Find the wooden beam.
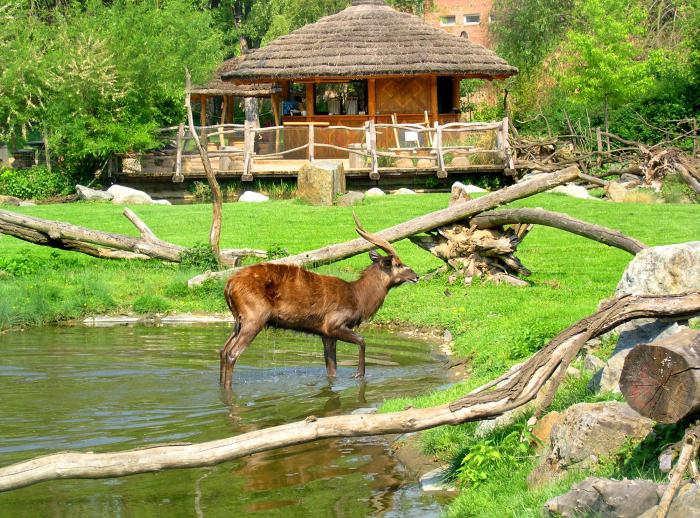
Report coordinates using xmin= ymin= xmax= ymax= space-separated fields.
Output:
xmin=430 ymin=76 xmax=438 ymax=123
xmin=368 ymin=78 xmax=376 ymax=120
xmin=305 ymin=82 xmax=315 ymax=117
xmin=452 ymin=77 xmax=461 ymax=112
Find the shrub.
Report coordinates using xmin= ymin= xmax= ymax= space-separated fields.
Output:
xmin=180 ymin=242 xmax=220 ymax=271
xmin=0 ymin=166 xmax=72 ymax=200
xmin=189 ymin=181 xmax=212 ymax=201
xmin=132 ymin=294 xmax=171 ymax=314
xmin=661 ymin=173 xmax=698 ymax=204
xmin=0 ymin=255 xmax=42 ymax=276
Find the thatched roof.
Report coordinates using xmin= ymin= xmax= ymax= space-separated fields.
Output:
xmin=223 ymin=0 xmax=517 ymax=81
xmin=191 ymin=57 xmax=281 ymax=97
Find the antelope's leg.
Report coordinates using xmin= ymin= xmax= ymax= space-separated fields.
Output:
xmin=219 ymin=325 xmax=240 ymax=385
xmin=330 ymin=326 xmax=366 ymax=378
xmin=322 ymin=336 xmax=338 ymax=377
xmin=223 ymin=319 xmax=264 ymax=388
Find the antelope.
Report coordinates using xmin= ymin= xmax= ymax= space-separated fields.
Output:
xmin=219 ymin=214 xmax=419 ymax=388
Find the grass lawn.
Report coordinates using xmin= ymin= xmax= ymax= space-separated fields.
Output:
xmin=1 ymin=192 xmax=698 ymax=516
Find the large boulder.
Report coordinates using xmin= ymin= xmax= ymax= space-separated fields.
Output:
xmin=393 ymin=187 xmax=416 ymax=195
xmin=107 ymin=185 xmax=154 ymax=205
xmin=238 ymin=191 xmax=269 ymax=203
xmin=297 ymin=160 xmax=346 ymax=206
xmin=550 ymin=183 xmax=597 ymax=200
xmin=336 ymin=191 xmax=365 ymax=206
xmin=530 ymin=402 xmax=653 ymax=485
xmin=590 ymin=242 xmax=700 ymax=392
xmin=76 ymin=184 xmax=114 ymax=202
xmin=452 ymin=181 xmax=486 ymax=194
xmin=365 ymin=187 xmax=385 ymax=197
xmin=639 ymin=485 xmax=700 ymax=518
xmin=544 ymin=477 xmax=665 ymax=517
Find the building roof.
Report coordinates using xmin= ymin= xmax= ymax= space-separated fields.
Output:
xmin=191 ymin=57 xmax=281 ymax=97
xmin=223 ymin=0 xmax=517 ymax=82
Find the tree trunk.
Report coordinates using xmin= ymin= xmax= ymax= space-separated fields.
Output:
xmin=185 ymin=70 xmax=224 ymax=261
xmin=0 ymin=208 xmax=265 ymax=265
xmin=188 ymin=165 xmax=582 ymax=287
xmin=0 ymin=293 xmax=697 ymax=492
xmin=620 ymin=329 xmax=700 ymax=423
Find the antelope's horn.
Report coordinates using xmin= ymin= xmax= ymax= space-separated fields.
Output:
xmin=353 ymin=212 xmax=399 ymax=258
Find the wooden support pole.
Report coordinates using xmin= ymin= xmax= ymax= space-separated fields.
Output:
xmin=502 ymin=117 xmax=515 ymax=171
xmin=452 ymin=77 xmax=461 ymax=112
xmin=199 ymin=95 xmax=207 ymax=140
xmin=305 ymin=83 xmax=314 ymax=117
xmin=368 ymin=79 xmax=376 ymax=120
xmin=271 ymin=93 xmax=281 ymax=153
xmin=308 ymin=123 xmax=315 ymax=162
xmin=173 ymin=123 xmax=185 ymax=183
xmin=242 ymin=120 xmax=254 ymax=181
xmin=435 ymin=121 xmax=447 ymax=178
xmin=430 ymin=75 xmax=438 ymax=124
xmin=368 ymin=120 xmax=379 ymax=180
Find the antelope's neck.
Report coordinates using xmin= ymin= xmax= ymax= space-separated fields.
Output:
xmin=352 ymin=267 xmax=390 ymax=320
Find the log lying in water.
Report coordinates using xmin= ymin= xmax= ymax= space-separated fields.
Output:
xmin=620 ymin=329 xmax=700 ymax=423
xmin=188 ymin=165 xmax=582 ymax=287
xmin=0 ymin=292 xmax=697 ymax=492
xmin=0 ymin=208 xmax=266 ymax=266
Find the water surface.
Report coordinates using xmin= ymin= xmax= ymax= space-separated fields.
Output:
xmin=0 ymin=325 xmax=449 ymax=517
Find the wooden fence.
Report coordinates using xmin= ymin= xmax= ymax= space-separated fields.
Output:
xmin=148 ymin=117 xmax=514 ymax=182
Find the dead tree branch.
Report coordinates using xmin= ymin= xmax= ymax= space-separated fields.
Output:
xmin=0 ymin=292 xmax=697 ymax=492
xmin=655 ymin=423 xmax=700 ymax=518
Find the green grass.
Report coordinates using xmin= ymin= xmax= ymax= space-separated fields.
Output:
xmin=1 ymin=192 xmax=698 ymax=515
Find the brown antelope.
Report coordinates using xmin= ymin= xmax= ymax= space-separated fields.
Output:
xmin=219 ymin=214 xmax=419 ymax=388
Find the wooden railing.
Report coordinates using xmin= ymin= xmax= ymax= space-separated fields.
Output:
xmin=156 ymin=118 xmax=513 ymax=182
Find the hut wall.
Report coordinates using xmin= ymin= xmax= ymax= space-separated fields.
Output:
xmin=376 ymin=77 xmax=431 ymax=115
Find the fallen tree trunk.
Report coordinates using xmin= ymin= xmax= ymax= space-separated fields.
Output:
xmin=188 ymin=165 xmax=581 ymax=287
xmin=0 ymin=208 xmax=266 ymax=265
xmin=620 ymin=329 xmax=700 ymax=423
xmin=471 ymin=208 xmax=646 ymax=255
xmin=1 ymin=292 xmax=697 ymax=492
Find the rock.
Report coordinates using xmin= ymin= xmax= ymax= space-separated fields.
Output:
xmin=76 ymin=184 xmax=114 ymax=202
xmin=620 ymin=173 xmax=642 ymax=185
xmin=350 ymin=407 xmax=377 ymax=415
xmin=544 ymin=477 xmax=664 ymax=518
xmin=365 ymin=187 xmax=385 ymax=197
xmin=152 ymin=199 xmax=172 ymax=206
xmin=0 ymin=195 xmax=21 ymax=206
xmin=590 ymin=243 xmax=700 ymax=392
xmin=297 ymin=161 xmax=346 ymax=206
xmin=452 ymin=181 xmax=486 ymax=194
xmin=419 ymin=467 xmax=457 ymax=493
xmin=19 ymin=201 xmax=36 ymax=206
xmin=583 ymin=353 xmax=605 ymax=373
xmin=393 ymin=187 xmax=416 ymax=195
xmin=605 ymin=181 xmax=631 ymax=202
xmin=238 ymin=191 xmax=269 ymax=203
xmin=449 ymin=182 xmax=472 ymax=206
xmin=639 ymin=485 xmax=700 ymax=518
xmin=550 ymin=183 xmax=597 ymax=200
xmin=531 ymin=411 xmax=562 ymax=449
xmin=159 ymin=314 xmax=234 ymax=324
xmin=107 ymin=185 xmax=154 ymax=205
xmin=531 ymin=402 xmax=653 ymax=484
xmin=336 ymin=191 xmax=365 ymax=206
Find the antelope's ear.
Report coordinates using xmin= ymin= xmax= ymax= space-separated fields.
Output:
xmin=369 ymin=250 xmax=382 ymax=262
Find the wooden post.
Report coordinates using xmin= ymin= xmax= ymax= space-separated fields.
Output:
xmin=308 ymin=123 xmax=315 ymax=162
xmin=366 ymin=120 xmax=379 ymax=180
xmin=430 ymin=75 xmax=438 ymax=124
xmin=173 ymin=123 xmax=185 ymax=183
xmin=435 ymin=121 xmax=447 ymax=178
xmin=199 ymin=95 xmax=207 ymax=140
xmin=368 ymin=79 xmax=376 ymax=120
xmin=305 ymin=82 xmax=314 ymax=117
xmin=271 ymin=93 xmax=281 ymax=153
xmin=242 ymin=120 xmax=254 ymax=181
xmin=502 ymin=117 xmax=515 ymax=171
xmin=452 ymin=77 xmax=461 ymax=113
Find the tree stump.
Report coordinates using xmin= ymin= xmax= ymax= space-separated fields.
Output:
xmin=620 ymin=329 xmax=700 ymax=423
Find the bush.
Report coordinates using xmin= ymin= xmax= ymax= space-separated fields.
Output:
xmin=180 ymin=242 xmax=220 ymax=271
xmin=0 ymin=166 xmax=72 ymax=200
xmin=132 ymin=294 xmax=171 ymax=314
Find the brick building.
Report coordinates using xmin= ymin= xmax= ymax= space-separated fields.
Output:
xmin=423 ymin=0 xmax=494 ymax=48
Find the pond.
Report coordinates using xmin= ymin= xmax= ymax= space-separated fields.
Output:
xmin=0 ymin=325 xmax=451 ymax=517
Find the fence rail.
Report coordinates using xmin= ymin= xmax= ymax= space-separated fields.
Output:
xmin=146 ymin=118 xmax=513 ymax=182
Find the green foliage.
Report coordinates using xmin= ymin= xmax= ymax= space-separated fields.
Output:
xmin=180 ymin=243 xmax=220 ymax=271
xmin=132 ymin=294 xmax=171 ymax=314
xmin=0 ymin=255 xmax=42 ymax=276
xmin=0 ymin=166 xmax=71 ymax=199
xmin=266 ymin=244 xmax=289 ymax=259
xmin=508 ymin=323 xmax=556 ymax=360
xmin=661 ymin=173 xmax=699 ymax=204
xmin=190 ymin=181 xmax=213 ymax=201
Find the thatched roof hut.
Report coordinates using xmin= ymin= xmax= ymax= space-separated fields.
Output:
xmin=191 ymin=57 xmax=281 ymax=97
xmin=223 ymin=0 xmax=517 ymax=81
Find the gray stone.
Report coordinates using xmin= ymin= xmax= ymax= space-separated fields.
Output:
xmin=419 ymin=467 xmax=457 ymax=493
xmin=76 ymin=184 xmax=114 ymax=201
xmin=590 ymin=243 xmax=700 ymax=392
xmin=365 ymin=187 xmax=385 ymax=197
xmin=639 ymin=485 xmax=700 ymax=518
xmin=0 ymin=195 xmax=21 ymax=206
xmin=107 ymin=184 xmax=154 ymax=205
xmin=152 ymin=199 xmax=172 ymax=206
xmin=605 ymin=181 xmax=631 ymax=202
xmin=531 ymin=402 xmax=653 ymax=485
xmin=452 ymin=181 xmax=486 ymax=194
xmin=238 ymin=191 xmax=269 ymax=203
xmin=83 ymin=316 xmax=141 ymax=326
xmin=350 ymin=407 xmax=378 ymax=415
xmin=620 ymin=173 xmax=642 ymax=185
xmin=297 ymin=161 xmax=346 ymax=206
xmin=583 ymin=353 xmax=605 ymax=373
xmin=393 ymin=187 xmax=416 ymax=195
xmin=336 ymin=191 xmax=365 ymax=206
xmin=544 ymin=477 xmax=664 ymax=518
xmin=550 ymin=183 xmax=597 ymax=200
xmin=19 ymin=201 xmax=36 ymax=206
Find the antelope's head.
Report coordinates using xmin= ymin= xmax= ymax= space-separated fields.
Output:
xmin=354 ymin=213 xmax=419 ymax=287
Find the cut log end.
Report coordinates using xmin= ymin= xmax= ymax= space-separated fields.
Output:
xmin=620 ymin=330 xmax=700 ymax=423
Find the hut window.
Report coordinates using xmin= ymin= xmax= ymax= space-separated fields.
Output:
xmin=439 ymin=16 xmax=456 ymax=27
xmin=314 ymin=81 xmax=368 ymax=116
xmin=464 ymin=14 xmax=480 ymax=25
